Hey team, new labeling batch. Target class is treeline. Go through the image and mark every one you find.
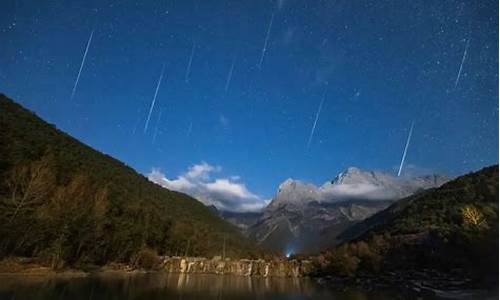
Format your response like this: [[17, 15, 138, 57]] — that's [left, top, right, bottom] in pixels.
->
[[315, 165, 499, 287], [0, 94, 259, 269]]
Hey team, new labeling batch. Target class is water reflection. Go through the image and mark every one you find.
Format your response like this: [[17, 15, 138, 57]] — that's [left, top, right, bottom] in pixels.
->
[[0, 273, 398, 300]]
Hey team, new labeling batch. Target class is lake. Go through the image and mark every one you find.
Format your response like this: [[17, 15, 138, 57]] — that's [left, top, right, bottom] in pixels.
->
[[0, 272, 407, 300]]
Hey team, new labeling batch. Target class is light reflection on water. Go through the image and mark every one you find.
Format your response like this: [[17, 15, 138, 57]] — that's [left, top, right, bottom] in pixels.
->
[[0, 273, 398, 300]]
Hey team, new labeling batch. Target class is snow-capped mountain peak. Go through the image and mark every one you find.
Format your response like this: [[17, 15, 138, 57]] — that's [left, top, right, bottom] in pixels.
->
[[332, 167, 389, 186], [250, 166, 451, 254], [270, 167, 450, 209], [269, 179, 319, 210], [323, 167, 450, 201]]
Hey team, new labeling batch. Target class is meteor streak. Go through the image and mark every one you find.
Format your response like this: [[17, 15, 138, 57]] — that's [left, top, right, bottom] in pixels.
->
[[258, 12, 274, 69], [185, 43, 195, 83], [144, 65, 165, 133], [224, 56, 236, 93], [71, 29, 94, 100], [397, 121, 414, 177], [307, 90, 326, 149], [454, 38, 470, 89]]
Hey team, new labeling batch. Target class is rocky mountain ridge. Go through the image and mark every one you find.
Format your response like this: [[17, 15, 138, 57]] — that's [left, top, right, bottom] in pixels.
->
[[248, 167, 450, 254]]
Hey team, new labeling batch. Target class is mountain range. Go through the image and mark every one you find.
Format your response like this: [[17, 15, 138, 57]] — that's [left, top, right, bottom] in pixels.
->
[[247, 167, 450, 254]]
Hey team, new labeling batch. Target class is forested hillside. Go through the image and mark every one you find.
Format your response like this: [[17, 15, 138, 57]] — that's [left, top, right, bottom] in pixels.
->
[[317, 165, 499, 287], [0, 94, 258, 269]]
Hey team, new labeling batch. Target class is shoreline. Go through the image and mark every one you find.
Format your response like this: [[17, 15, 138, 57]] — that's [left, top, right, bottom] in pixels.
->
[[314, 270, 498, 299], [0, 258, 145, 277]]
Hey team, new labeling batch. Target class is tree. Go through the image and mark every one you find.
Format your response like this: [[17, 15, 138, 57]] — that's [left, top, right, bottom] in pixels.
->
[[461, 205, 487, 228], [5, 155, 56, 224], [356, 241, 382, 272], [0, 155, 57, 257]]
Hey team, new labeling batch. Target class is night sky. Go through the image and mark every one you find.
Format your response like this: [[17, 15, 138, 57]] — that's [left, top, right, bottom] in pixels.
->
[[1, 1, 498, 211]]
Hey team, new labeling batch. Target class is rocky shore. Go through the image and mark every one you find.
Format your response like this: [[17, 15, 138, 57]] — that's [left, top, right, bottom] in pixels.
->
[[315, 269, 498, 299], [0, 256, 315, 278], [162, 256, 313, 277]]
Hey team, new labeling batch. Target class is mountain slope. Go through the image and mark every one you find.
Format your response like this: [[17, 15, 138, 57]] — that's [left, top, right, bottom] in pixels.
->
[[338, 165, 498, 242], [0, 94, 258, 268], [250, 168, 449, 254], [219, 210, 263, 232], [319, 165, 498, 287]]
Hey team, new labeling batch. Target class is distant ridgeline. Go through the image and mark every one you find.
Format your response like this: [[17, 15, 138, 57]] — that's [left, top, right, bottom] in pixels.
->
[[0, 94, 260, 269], [317, 165, 499, 287]]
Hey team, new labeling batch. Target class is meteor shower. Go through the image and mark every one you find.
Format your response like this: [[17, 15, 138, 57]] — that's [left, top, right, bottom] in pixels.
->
[[0, 1, 498, 300]]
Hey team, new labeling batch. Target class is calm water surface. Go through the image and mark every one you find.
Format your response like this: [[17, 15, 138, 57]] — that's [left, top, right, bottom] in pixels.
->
[[0, 273, 407, 300]]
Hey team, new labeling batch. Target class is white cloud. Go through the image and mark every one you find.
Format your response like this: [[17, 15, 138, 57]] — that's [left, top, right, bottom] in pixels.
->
[[320, 183, 399, 201], [185, 162, 219, 179], [149, 168, 195, 190], [206, 179, 259, 200], [148, 163, 266, 212]]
